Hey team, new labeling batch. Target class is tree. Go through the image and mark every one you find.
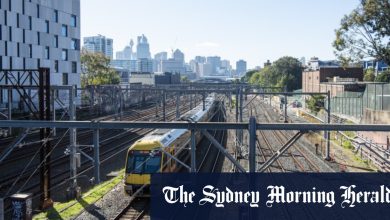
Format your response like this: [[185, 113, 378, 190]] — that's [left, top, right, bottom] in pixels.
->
[[242, 70, 257, 82], [305, 95, 325, 114], [375, 70, 390, 82], [333, 0, 390, 66], [363, 68, 376, 81], [80, 50, 120, 88], [248, 57, 303, 91], [181, 76, 190, 83]]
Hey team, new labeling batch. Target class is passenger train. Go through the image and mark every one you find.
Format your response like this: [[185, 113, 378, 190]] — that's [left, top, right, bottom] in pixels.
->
[[124, 94, 218, 196]]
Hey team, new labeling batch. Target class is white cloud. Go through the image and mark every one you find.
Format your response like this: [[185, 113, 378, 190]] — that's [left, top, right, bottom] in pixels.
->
[[195, 42, 220, 48]]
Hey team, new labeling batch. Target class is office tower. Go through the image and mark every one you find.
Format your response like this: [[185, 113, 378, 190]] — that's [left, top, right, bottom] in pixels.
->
[[206, 56, 221, 74], [83, 35, 113, 59], [0, 0, 81, 86], [136, 34, 151, 59], [172, 49, 185, 65], [195, 56, 206, 64], [236, 60, 247, 76], [136, 58, 153, 73]]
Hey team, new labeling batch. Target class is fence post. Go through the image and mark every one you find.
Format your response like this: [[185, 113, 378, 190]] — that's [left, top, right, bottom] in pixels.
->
[[325, 91, 331, 161], [190, 130, 196, 173], [94, 128, 100, 184], [249, 117, 257, 172]]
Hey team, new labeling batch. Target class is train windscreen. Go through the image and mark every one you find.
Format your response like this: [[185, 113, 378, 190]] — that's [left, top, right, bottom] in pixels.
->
[[126, 151, 161, 174]]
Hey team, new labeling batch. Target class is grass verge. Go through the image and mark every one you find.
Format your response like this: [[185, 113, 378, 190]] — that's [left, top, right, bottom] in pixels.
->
[[33, 169, 124, 220]]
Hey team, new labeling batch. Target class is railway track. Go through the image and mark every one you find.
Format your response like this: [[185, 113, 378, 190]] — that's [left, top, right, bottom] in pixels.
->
[[113, 198, 150, 220], [249, 96, 322, 172], [114, 100, 226, 220], [0, 96, 202, 216]]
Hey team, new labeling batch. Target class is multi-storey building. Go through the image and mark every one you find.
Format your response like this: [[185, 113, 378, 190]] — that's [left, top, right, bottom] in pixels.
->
[[0, 0, 81, 87], [110, 59, 136, 72], [160, 59, 185, 74], [83, 35, 113, 59], [206, 56, 221, 74], [136, 34, 151, 59], [136, 58, 153, 73], [236, 59, 247, 76]]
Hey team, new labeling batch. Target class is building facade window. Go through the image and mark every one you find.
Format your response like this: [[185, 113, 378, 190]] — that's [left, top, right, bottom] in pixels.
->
[[45, 20, 49, 33], [17, 43, 20, 56], [4, 42, 7, 56], [8, 26, 11, 41], [71, 39, 78, 50], [4, 11, 7, 26], [29, 44, 32, 58], [17, 14, 20, 28], [71, 15, 77, 27], [61, 25, 67, 37], [53, 10, 58, 22], [37, 4, 39, 18], [63, 73, 68, 85], [22, 29, 25, 43], [72, 62, 77, 73], [29, 16, 32, 30], [54, 35, 58, 48], [45, 47, 49, 59], [54, 60, 58, 72], [37, 32, 40, 45], [0, 25, 2, 40], [62, 49, 68, 61]]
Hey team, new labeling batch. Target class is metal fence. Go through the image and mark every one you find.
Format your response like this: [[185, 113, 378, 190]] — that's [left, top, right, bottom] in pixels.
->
[[329, 83, 390, 120]]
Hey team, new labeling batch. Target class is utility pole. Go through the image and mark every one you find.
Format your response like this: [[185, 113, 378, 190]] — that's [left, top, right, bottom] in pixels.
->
[[67, 85, 80, 199], [39, 68, 52, 209]]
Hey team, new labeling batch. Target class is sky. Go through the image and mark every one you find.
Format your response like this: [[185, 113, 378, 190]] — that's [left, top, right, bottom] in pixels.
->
[[80, 0, 360, 69]]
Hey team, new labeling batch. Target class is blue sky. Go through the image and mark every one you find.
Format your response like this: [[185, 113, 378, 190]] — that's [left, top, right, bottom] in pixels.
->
[[81, 0, 360, 68]]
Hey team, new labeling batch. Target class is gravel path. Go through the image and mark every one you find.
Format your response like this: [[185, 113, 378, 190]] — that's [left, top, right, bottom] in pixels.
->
[[74, 182, 130, 220]]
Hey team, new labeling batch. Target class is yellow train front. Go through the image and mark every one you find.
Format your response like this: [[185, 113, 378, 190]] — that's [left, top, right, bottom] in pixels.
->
[[124, 94, 217, 196]]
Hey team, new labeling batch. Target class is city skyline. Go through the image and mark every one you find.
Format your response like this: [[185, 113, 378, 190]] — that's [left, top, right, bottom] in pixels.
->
[[80, 0, 360, 68]]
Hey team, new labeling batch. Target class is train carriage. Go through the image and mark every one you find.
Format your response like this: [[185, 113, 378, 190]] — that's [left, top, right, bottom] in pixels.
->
[[124, 94, 217, 196]]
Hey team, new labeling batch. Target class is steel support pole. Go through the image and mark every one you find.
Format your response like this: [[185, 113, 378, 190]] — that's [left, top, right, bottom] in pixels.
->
[[51, 89, 56, 136], [68, 85, 79, 196], [284, 94, 288, 123], [236, 88, 239, 122], [163, 91, 166, 121], [190, 93, 193, 109], [202, 93, 206, 111], [239, 88, 244, 145], [119, 88, 123, 121], [374, 83, 377, 110], [93, 129, 100, 184], [249, 117, 256, 173], [325, 91, 331, 161], [382, 84, 384, 110], [176, 92, 180, 120], [190, 130, 196, 173], [155, 92, 159, 117], [39, 68, 52, 209], [7, 88, 12, 136]]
